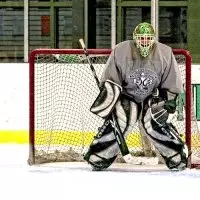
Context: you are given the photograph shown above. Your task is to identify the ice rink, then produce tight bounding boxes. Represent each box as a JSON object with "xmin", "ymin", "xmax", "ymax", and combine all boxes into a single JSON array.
[{"xmin": 1, "ymin": 144, "xmax": 200, "ymax": 200}]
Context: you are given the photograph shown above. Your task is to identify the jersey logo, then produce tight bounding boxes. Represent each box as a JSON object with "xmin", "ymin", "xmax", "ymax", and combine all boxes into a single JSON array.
[{"xmin": 128, "ymin": 68, "xmax": 158, "ymax": 97}]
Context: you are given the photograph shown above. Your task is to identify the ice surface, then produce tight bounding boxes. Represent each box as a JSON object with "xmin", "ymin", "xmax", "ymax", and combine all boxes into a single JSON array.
[{"xmin": 0, "ymin": 144, "xmax": 200, "ymax": 200}]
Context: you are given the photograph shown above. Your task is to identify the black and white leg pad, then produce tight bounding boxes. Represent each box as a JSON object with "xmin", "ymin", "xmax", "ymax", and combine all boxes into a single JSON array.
[
  {"xmin": 143, "ymin": 100, "xmax": 189, "ymax": 170},
  {"xmin": 84, "ymin": 98, "xmax": 138, "ymax": 170},
  {"xmin": 83, "ymin": 118, "xmax": 120, "ymax": 170},
  {"xmin": 90, "ymin": 80, "xmax": 122, "ymax": 118}
]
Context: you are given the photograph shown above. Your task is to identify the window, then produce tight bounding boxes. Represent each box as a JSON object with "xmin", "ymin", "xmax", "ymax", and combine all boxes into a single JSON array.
[
  {"xmin": 123, "ymin": 6, "xmax": 187, "ymax": 48},
  {"xmin": 0, "ymin": 8, "xmax": 24, "ymax": 62},
  {"xmin": 159, "ymin": 7, "xmax": 187, "ymax": 48}
]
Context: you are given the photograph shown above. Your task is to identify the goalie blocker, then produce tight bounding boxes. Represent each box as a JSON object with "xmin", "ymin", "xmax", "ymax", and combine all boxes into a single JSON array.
[{"xmin": 84, "ymin": 80, "xmax": 189, "ymax": 170}]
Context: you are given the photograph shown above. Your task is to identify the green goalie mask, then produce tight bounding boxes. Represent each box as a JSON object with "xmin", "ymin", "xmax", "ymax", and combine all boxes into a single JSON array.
[{"xmin": 133, "ymin": 22, "xmax": 156, "ymax": 57}]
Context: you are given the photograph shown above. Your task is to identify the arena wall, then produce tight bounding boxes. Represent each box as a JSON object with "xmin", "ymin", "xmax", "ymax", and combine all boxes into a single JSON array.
[{"xmin": 0, "ymin": 63, "xmax": 200, "ymax": 143}]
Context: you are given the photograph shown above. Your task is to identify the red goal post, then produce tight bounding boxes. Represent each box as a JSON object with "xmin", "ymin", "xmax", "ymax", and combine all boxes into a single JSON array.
[{"xmin": 28, "ymin": 48, "xmax": 200, "ymax": 168}]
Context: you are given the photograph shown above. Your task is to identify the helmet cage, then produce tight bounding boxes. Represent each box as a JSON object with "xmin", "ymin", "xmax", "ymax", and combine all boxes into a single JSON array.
[{"xmin": 134, "ymin": 33, "xmax": 155, "ymax": 57}]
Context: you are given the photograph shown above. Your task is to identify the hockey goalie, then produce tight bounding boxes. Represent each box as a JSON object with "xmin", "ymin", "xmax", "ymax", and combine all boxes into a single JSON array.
[{"xmin": 83, "ymin": 22, "xmax": 189, "ymax": 171}]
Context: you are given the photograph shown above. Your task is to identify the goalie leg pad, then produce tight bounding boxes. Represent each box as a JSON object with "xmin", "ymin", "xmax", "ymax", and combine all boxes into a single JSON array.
[
  {"xmin": 84, "ymin": 98, "xmax": 138, "ymax": 170},
  {"xmin": 143, "ymin": 101, "xmax": 188, "ymax": 170},
  {"xmin": 164, "ymin": 144, "xmax": 188, "ymax": 170},
  {"xmin": 83, "ymin": 119, "xmax": 120, "ymax": 170}
]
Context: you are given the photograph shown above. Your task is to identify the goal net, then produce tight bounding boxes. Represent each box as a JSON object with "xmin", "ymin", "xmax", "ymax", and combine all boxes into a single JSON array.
[{"xmin": 28, "ymin": 48, "xmax": 200, "ymax": 168}]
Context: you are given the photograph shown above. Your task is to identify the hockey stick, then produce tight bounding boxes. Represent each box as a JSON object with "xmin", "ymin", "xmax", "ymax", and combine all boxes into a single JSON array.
[{"xmin": 79, "ymin": 38, "xmax": 139, "ymax": 163}]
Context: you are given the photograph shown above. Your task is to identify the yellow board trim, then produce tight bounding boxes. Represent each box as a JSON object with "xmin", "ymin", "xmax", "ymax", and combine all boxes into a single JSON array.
[
  {"xmin": 0, "ymin": 130, "xmax": 200, "ymax": 148},
  {"xmin": 0, "ymin": 130, "xmax": 142, "ymax": 147},
  {"xmin": 0, "ymin": 130, "xmax": 29, "ymax": 144},
  {"xmin": 34, "ymin": 130, "xmax": 142, "ymax": 147}
]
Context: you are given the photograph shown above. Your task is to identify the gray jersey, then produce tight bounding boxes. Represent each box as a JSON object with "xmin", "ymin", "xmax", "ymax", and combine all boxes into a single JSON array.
[{"xmin": 100, "ymin": 40, "xmax": 183, "ymax": 103}]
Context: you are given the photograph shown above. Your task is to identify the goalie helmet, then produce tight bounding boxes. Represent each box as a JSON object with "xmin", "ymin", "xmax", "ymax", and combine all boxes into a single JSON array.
[{"xmin": 133, "ymin": 22, "xmax": 156, "ymax": 57}]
